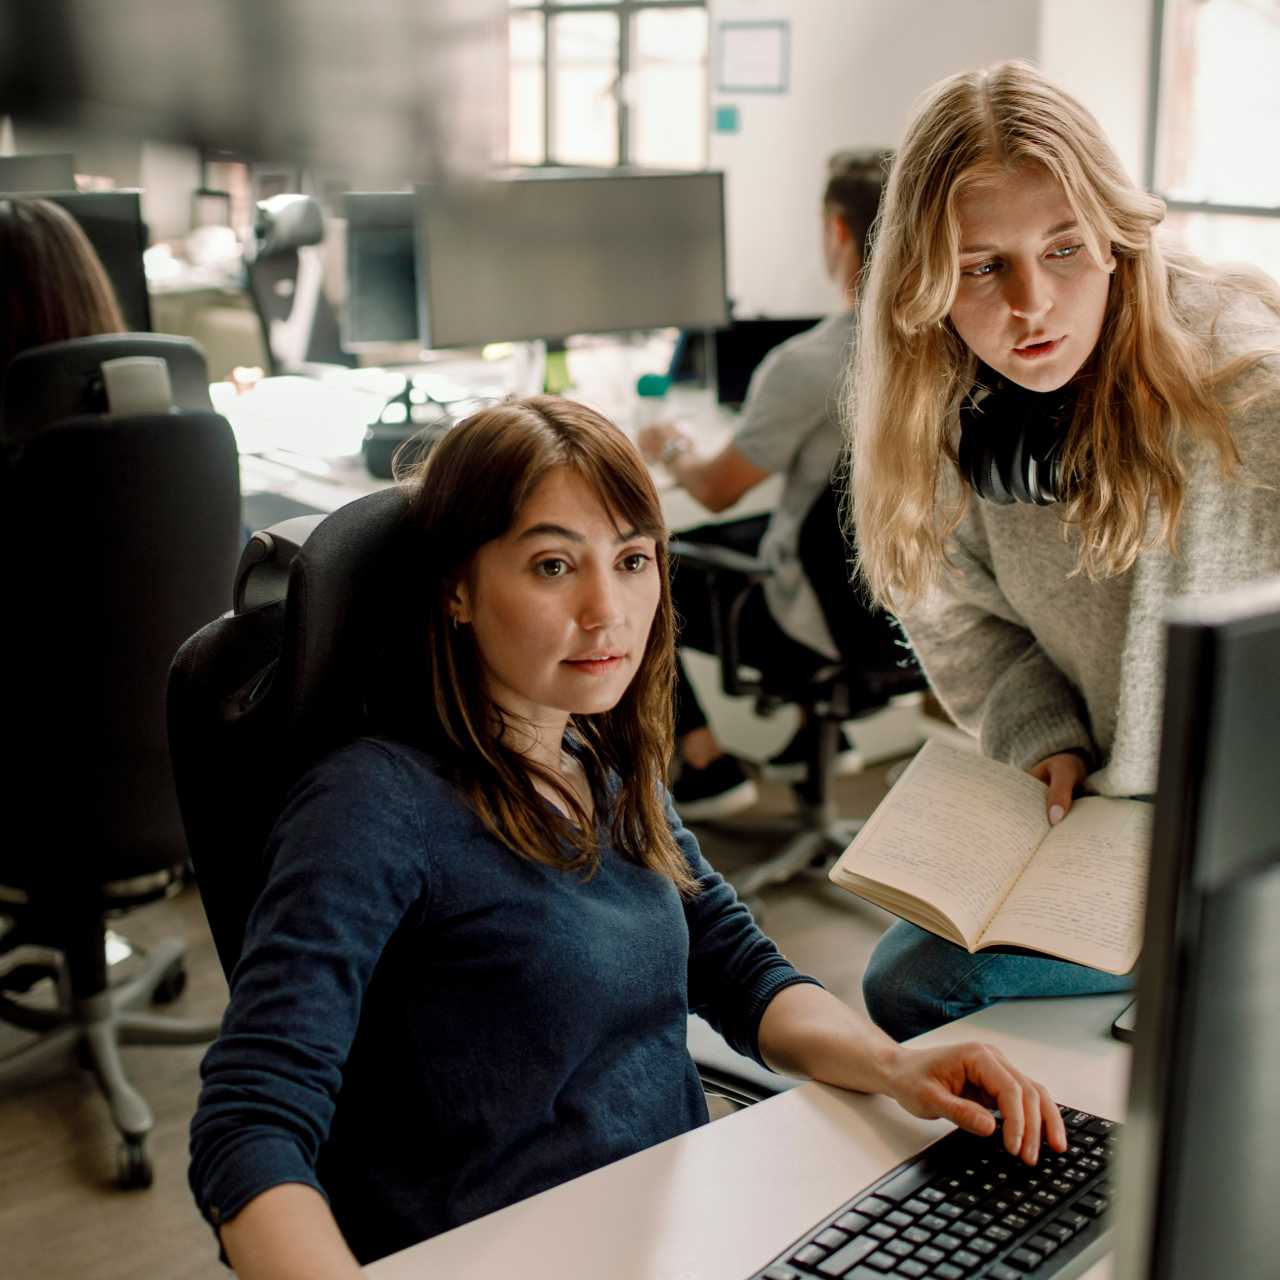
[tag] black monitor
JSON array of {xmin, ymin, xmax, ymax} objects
[
  {"xmin": 343, "ymin": 192, "xmax": 419, "ymax": 349},
  {"xmin": 712, "ymin": 316, "xmax": 824, "ymax": 407},
  {"xmin": 414, "ymin": 170, "xmax": 728, "ymax": 348},
  {"xmin": 0, "ymin": 153, "xmax": 76, "ymax": 192},
  {"xmin": 1117, "ymin": 573, "xmax": 1280, "ymax": 1277},
  {"xmin": 1, "ymin": 189, "xmax": 152, "ymax": 332}
]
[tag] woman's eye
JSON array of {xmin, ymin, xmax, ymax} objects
[
  {"xmin": 961, "ymin": 260, "xmax": 999, "ymax": 279},
  {"xmin": 619, "ymin": 553, "xmax": 651, "ymax": 573},
  {"xmin": 1048, "ymin": 243, "xmax": 1083, "ymax": 260},
  {"xmin": 534, "ymin": 558, "xmax": 569, "ymax": 578}
]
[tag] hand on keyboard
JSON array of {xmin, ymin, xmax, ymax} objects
[{"xmin": 882, "ymin": 1042, "xmax": 1067, "ymax": 1166}]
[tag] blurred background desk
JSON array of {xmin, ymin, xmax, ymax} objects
[{"xmin": 366, "ymin": 995, "xmax": 1130, "ymax": 1280}]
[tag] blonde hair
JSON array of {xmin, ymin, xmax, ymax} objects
[{"xmin": 850, "ymin": 59, "xmax": 1279, "ymax": 606}]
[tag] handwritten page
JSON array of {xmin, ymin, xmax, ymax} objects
[
  {"xmin": 831, "ymin": 740, "xmax": 1050, "ymax": 946},
  {"xmin": 982, "ymin": 797, "xmax": 1153, "ymax": 973}
]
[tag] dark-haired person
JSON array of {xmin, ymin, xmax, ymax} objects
[
  {"xmin": 850, "ymin": 61, "xmax": 1280, "ymax": 1041},
  {"xmin": 0, "ymin": 196, "xmax": 126, "ymax": 381},
  {"xmin": 638, "ymin": 150, "xmax": 889, "ymax": 820},
  {"xmin": 190, "ymin": 395, "xmax": 1066, "ymax": 1277}
]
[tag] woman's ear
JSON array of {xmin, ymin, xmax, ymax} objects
[{"xmin": 449, "ymin": 580, "xmax": 472, "ymax": 626}]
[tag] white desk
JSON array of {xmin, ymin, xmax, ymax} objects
[{"xmin": 366, "ymin": 995, "xmax": 1130, "ymax": 1279}]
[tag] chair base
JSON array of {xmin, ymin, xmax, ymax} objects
[
  {"xmin": 729, "ymin": 815, "xmax": 864, "ymax": 908},
  {"xmin": 0, "ymin": 935, "xmax": 220, "ymax": 1185}
]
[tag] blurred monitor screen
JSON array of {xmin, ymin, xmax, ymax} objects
[
  {"xmin": 0, "ymin": 153, "xmax": 76, "ymax": 192},
  {"xmin": 343, "ymin": 192, "xmax": 419, "ymax": 349},
  {"xmin": 713, "ymin": 317, "xmax": 823, "ymax": 408},
  {"xmin": 1118, "ymin": 574, "xmax": 1280, "ymax": 1278},
  {"xmin": 1, "ymin": 189, "xmax": 151, "ymax": 331},
  {"xmin": 415, "ymin": 171, "xmax": 728, "ymax": 348}
]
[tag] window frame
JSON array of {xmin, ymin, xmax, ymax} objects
[{"xmin": 510, "ymin": 0, "xmax": 708, "ymax": 169}]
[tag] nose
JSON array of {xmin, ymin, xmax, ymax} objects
[
  {"xmin": 578, "ymin": 566, "xmax": 624, "ymax": 631},
  {"xmin": 1007, "ymin": 262, "xmax": 1052, "ymax": 321}
]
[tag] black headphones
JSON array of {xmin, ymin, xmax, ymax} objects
[{"xmin": 958, "ymin": 365, "xmax": 1077, "ymax": 506}]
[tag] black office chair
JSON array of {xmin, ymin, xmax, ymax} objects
[
  {"xmin": 0, "ymin": 335, "xmax": 241, "ymax": 1188},
  {"xmin": 168, "ymin": 487, "xmax": 789, "ymax": 1115},
  {"xmin": 245, "ymin": 193, "xmax": 356, "ymax": 377},
  {"xmin": 670, "ymin": 480, "xmax": 925, "ymax": 904}
]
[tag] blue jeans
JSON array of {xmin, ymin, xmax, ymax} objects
[{"xmin": 863, "ymin": 921, "xmax": 1136, "ymax": 1042}]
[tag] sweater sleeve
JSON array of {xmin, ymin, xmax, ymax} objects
[
  {"xmin": 666, "ymin": 793, "xmax": 822, "ymax": 1066},
  {"xmin": 188, "ymin": 741, "xmax": 432, "ymax": 1239},
  {"xmin": 898, "ymin": 512, "xmax": 1096, "ymax": 773}
]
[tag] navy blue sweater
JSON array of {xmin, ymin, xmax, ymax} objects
[{"xmin": 189, "ymin": 738, "xmax": 817, "ymax": 1264}]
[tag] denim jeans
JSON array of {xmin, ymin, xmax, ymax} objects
[{"xmin": 862, "ymin": 920, "xmax": 1136, "ymax": 1042}]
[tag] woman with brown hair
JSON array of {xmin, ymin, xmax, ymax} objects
[
  {"xmin": 851, "ymin": 61, "xmax": 1280, "ymax": 1040},
  {"xmin": 0, "ymin": 196, "xmax": 126, "ymax": 379},
  {"xmin": 190, "ymin": 396, "xmax": 1065, "ymax": 1276}
]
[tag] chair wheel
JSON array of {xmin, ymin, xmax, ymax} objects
[
  {"xmin": 152, "ymin": 962, "xmax": 187, "ymax": 1004},
  {"xmin": 117, "ymin": 1136, "xmax": 154, "ymax": 1190}
]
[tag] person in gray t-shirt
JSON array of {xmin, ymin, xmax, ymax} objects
[{"xmin": 638, "ymin": 151, "xmax": 888, "ymax": 822}]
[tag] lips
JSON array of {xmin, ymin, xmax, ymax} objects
[
  {"xmin": 563, "ymin": 652, "xmax": 625, "ymax": 674},
  {"xmin": 1013, "ymin": 336, "xmax": 1064, "ymax": 360}
]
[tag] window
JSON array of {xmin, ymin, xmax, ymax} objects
[
  {"xmin": 507, "ymin": 1, "xmax": 709, "ymax": 169},
  {"xmin": 1150, "ymin": 0, "xmax": 1280, "ymax": 278}
]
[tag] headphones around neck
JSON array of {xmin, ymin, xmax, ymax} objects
[{"xmin": 957, "ymin": 366, "xmax": 1077, "ymax": 506}]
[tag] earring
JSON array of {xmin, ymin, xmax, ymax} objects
[{"xmin": 450, "ymin": 615, "xmax": 459, "ymax": 630}]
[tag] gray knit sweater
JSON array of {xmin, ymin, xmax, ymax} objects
[{"xmin": 898, "ymin": 275, "xmax": 1280, "ymax": 798}]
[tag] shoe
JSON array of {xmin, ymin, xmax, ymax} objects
[
  {"xmin": 763, "ymin": 723, "xmax": 863, "ymax": 784},
  {"xmin": 671, "ymin": 755, "xmax": 759, "ymax": 822}
]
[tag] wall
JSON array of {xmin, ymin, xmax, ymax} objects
[{"xmin": 709, "ymin": 0, "xmax": 1155, "ymax": 318}]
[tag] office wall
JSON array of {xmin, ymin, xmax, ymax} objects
[{"xmin": 709, "ymin": 0, "xmax": 1153, "ymax": 318}]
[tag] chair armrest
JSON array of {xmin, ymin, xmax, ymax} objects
[
  {"xmin": 687, "ymin": 1013, "xmax": 798, "ymax": 1109},
  {"xmin": 233, "ymin": 513, "xmax": 326, "ymax": 614}
]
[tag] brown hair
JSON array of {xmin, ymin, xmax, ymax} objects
[
  {"xmin": 389, "ymin": 395, "xmax": 695, "ymax": 894},
  {"xmin": 850, "ymin": 60, "xmax": 1277, "ymax": 605},
  {"xmin": 0, "ymin": 197, "xmax": 126, "ymax": 377},
  {"xmin": 823, "ymin": 149, "xmax": 892, "ymax": 270}
]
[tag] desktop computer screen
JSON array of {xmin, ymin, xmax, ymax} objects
[
  {"xmin": 342, "ymin": 191, "xmax": 419, "ymax": 349},
  {"xmin": 1117, "ymin": 573, "xmax": 1280, "ymax": 1278},
  {"xmin": 712, "ymin": 316, "xmax": 824, "ymax": 407},
  {"xmin": 2, "ymin": 189, "xmax": 152, "ymax": 332},
  {"xmin": 0, "ymin": 153, "xmax": 77, "ymax": 193},
  {"xmin": 414, "ymin": 170, "xmax": 728, "ymax": 349}
]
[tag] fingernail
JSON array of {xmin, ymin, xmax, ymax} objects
[{"xmin": 1048, "ymin": 804, "xmax": 1064, "ymax": 825}]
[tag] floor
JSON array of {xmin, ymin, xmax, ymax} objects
[{"xmin": 0, "ymin": 735, "xmax": 910, "ymax": 1280}]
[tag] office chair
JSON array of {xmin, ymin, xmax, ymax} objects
[
  {"xmin": 168, "ymin": 487, "xmax": 789, "ymax": 1117},
  {"xmin": 0, "ymin": 336, "xmax": 241, "ymax": 1188},
  {"xmin": 245, "ymin": 193, "xmax": 356, "ymax": 377},
  {"xmin": 670, "ymin": 480, "xmax": 925, "ymax": 905}
]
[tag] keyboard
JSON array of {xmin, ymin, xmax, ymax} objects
[{"xmin": 748, "ymin": 1105, "xmax": 1118, "ymax": 1280}]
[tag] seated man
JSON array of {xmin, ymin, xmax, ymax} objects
[{"xmin": 639, "ymin": 149, "xmax": 889, "ymax": 820}]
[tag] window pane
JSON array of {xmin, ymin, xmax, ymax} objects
[
  {"xmin": 628, "ymin": 7, "xmax": 708, "ymax": 170},
  {"xmin": 509, "ymin": 12, "xmax": 545, "ymax": 165},
  {"xmin": 1157, "ymin": 0, "xmax": 1280, "ymax": 207},
  {"xmin": 1164, "ymin": 210, "xmax": 1280, "ymax": 283},
  {"xmin": 551, "ymin": 13, "xmax": 619, "ymax": 166}
]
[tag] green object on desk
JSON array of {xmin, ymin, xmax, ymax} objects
[
  {"xmin": 636, "ymin": 373, "xmax": 671, "ymax": 399},
  {"xmin": 544, "ymin": 347, "xmax": 572, "ymax": 395}
]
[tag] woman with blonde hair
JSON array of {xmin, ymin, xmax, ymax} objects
[
  {"xmin": 190, "ymin": 396, "xmax": 1065, "ymax": 1275},
  {"xmin": 851, "ymin": 60, "xmax": 1280, "ymax": 1040},
  {"xmin": 0, "ymin": 196, "xmax": 126, "ymax": 379}
]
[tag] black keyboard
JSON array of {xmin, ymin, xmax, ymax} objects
[{"xmin": 748, "ymin": 1105, "xmax": 1118, "ymax": 1280}]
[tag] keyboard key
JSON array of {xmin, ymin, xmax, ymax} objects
[
  {"xmin": 902, "ymin": 1198, "xmax": 930, "ymax": 1216},
  {"xmin": 915, "ymin": 1245, "xmax": 946, "ymax": 1265},
  {"xmin": 884, "ymin": 1239, "xmax": 914, "ymax": 1258},
  {"xmin": 1085, "ymin": 1118, "xmax": 1117, "ymax": 1136},
  {"xmin": 1028, "ymin": 1233, "xmax": 1059, "ymax": 1256},
  {"xmin": 1056, "ymin": 1210, "xmax": 1089, "ymax": 1233},
  {"xmin": 877, "ymin": 1162, "xmax": 937, "ymax": 1203},
  {"xmin": 816, "ymin": 1235, "xmax": 879, "ymax": 1276},
  {"xmin": 816, "ymin": 1228, "xmax": 850, "ymax": 1250},
  {"xmin": 865, "ymin": 1251, "xmax": 898, "ymax": 1272},
  {"xmin": 856, "ymin": 1196, "xmax": 895, "ymax": 1219},
  {"xmin": 933, "ymin": 1231, "xmax": 963, "ymax": 1250},
  {"xmin": 934, "ymin": 1266, "xmax": 965, "ymax": 1280},
  {"xmin": 950, "ymin": 1248, "xmax": 982, "ymax": 1269},
  {"xmin": 919, "ymin": 1214, "xmax": 947, "ymax": 1232},
  {"xmin": 984, "ymin": 1224, "xmax": 1014, "ymax": 1243},
  {"xmin": 793, "ymin": 1243, "xmax": 827, "ymax": 1266},
  {"xmin": 1077, "ymin": 1193, "xmax": 1108, "ymax": 1217},
  {"xmin": 762, "ymin": 1268, "xmax": 800, "ymax": 1280},
  {"xmin": 901, "ymin": 1227, "xmax": 932, "ymax": 1245},
  {"xmin": 1061, "ymin": 1109, "xmax": 1093, "ymax": 1129},
  {"xmin": 987, "ymin": 1266, "xmax": 1024, "ymax": 1280},
  {"xmin": 1006, "ymin": 1247, "xmax": 1044, "ymax": 1271},
  {"xmin": 968, "ymin": 1237, "xmax": 998, "ymax": 1257},
  {"xmin": 1041, "ymin": 1221, "xmax": 1074, "ymax": 1244},
  {"xmin": 895, "ymin": 1262, "xmax": 929, "ymax": 1279},
  {"xmin": 886, "ymin": 1211, "xmax": 914, "ymax": 1229},
  {"xmin": 868, "ymin": 1222, "xmax": 896, "ymax": 1241},
  {"xmin": 920, "ymin": 1187, "xmax": 946, "ymax": 1204},
  {"xmin": 836, "ymin": 1212, "xmax": 873, "ymax": 1234},
  {"xmin": 936, "ymin": 1203, "xmax": 964, "ymax": 1220},
  {"xmin": 1001, "ymin": 1213, "xmax": 1029, "ymax": 1233},
  {"xmin": 962, "ymin": 1210, "xmax": 994, "ymax": 1226}
]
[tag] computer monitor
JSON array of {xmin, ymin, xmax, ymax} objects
[
  {"xmin": 343, "ymin": 192, "xmax": 419, "ymax": 349},
  {"xmin": 1, "ymin": 189, "xmax": 152, "ymax": 332},
  {"xmin": 0, "ymin": 153, "xmax": 77, "ymax": 193},
  {"xmin": 1116, "ymin": 572, "xmax": 1280, "ymax": 1278},
  {"xmin": 712, "ymin": 316, "xmax": 823, "ymax": 407},
  {"xmin": 414, "ymin": 170, "xmax": 728, "ymax": 349}
]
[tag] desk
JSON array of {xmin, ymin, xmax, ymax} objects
[{"xmin": 366, "ymin": 995, "xmax": 1130, "ymax": 1279}]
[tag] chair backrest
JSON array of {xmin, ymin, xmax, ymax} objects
[
  {"xmin": 1, "ymin": 334, "xmax": 214, "ymax": 440},
  {"xmin": 793, "ymin": 477, "xmax": 924, "ymax": 709},
  {"xmin": 245, "ymin": 193, "xmax": 354, "ymax": 375},
  {"xmin": 168, "ymin": 486, "xmax": 413, "ymax": 978},
  {"xmin": 3, "ymin": 400, "xmax": 241, "ymax": 887}
]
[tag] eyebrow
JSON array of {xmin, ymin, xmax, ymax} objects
[
  {"xmin": 514, "ymin": 521, "xmax": 644, "ymax": 545},
  {"xmin": 959, "ymin": 219, "xmax": 1079, "ymax": 254}
]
